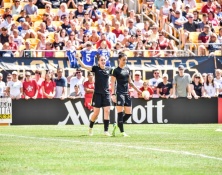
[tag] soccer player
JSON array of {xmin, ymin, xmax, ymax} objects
[
  {"xmin": 111, "ymin": 52, "xmax": 142, "ymax": 137},
  {"xmin": 80, "ymin": 42, "xmax": 98, "ymax": 66},
  {"xmin": 76, "ymin": 55, "xmax": 112, "ymax": 136}
]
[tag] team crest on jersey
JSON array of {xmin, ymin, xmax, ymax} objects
[
  {"xmin": 117, "ymin": 101, "xmax": 121, "ymax": 105},
  {"xmin": 92, "ymin": 102, "xmax": 95, "ymax": 106}
]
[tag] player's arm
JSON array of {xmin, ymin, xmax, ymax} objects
[
  {"xmin": 128, "ymin": 76, "xmax": 142, "ymax": 94},
  {"xmin": 76, "ymin": 55, "xmax": 92, "ymax": 72}
]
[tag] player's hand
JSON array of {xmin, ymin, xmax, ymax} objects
[{"xmin": 111, "ymin": 94, "xmax": 116, "ymax": 103}]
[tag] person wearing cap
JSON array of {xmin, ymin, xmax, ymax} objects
[
  {"xmin": 182, "ymin": 13, "xmax": 200, "ymax": 47},
  {"xmin": 157, "ymin": 73, "xmax": 172, "ymax": 98},
  {"xmin": 24, "ymin": 0, "xmax": 38, "ymax": 15},
  {"xmin": 130, "ymin": 71, "xmax": 144, "ymax": 98},
  {"xmin": 23, "ymin": 71, "xmax": 38, "ymax": 99},
  {"xmin": 0, "ymin": 27, "xmax": 9, "ymax": 45},
  {"xmin": 0, "ymin": 73, "xmax": 6, "ymax": 97},
  {"xmin": 149, "ymin": 69, "xmax": 162, "ymax": 97},
  {"xmin": 69, "ymin": 68, "xmax": 85, "ymax": 97},
  {"xmin": 171, "ymin": 65, "xmax": 192, "ymax": 99},
  {"xmin": 16, "ymin": 10, "xmax": 26, "ymax": 23},
  {"xmin": 6, "ymin": 71, "xmax": 23, "ymax": 100},
  {"xmin": 201, "ymin": 0, "xmax": 216, "ymax": 14},
  {"xmin": 76, "ymin": 55, "xmax": 113, "ymax": 137},
  {"xmin": 74, "ymin": 2, "xmax": 86, "ymax": 19},
  {"xmin": 183, "ymin": 0, "xmax": 196, "ymax": 10},
  {"xmin": 197, "ymin": 25, "xmax": 210, "ymax": 56},
  {"xmin": 182, "ymin": 4, "xmax": 190, "ymax": 18},
  {"xmin": 190, "ymin": 72, "xmax": 204, "ymax": 99},
  {"xmin": 171, "ymin": 10, "xmax": 187, "ymax": 30}
]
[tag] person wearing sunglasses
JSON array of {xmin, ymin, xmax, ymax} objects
[{"xmin": 190, "ymin": 72, "xmax": 204, "ymax": 99}]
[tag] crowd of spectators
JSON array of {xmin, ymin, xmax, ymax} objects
[
  {"xmin": 1, "ymin": 0, "xmax": 222, "ymax": 57},
  {"xmin": 0, "ymin": 67, "xmax": 221, "ymax": 112}
]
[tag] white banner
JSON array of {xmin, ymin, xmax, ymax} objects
[{"xmin": 0, "ymin": 97, "xmax": 12, "ymax": 124}]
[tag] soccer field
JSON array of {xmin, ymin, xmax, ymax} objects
[{"xmin": 0, "ymin": 125, "xmax": 222, "ymax": 175}]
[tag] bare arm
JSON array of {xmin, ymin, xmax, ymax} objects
[
  {"xmin": 76, "ymin": 56, "xmax": 92, "ymax": 71},
  {"xmin": 111, "ymin": 76, "xmax": 116, "ymax": 95},
  {"xmin": 128, "ymin": 76, "xmax": 142, "ymax": 94}
]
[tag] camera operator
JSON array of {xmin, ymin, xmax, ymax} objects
[{"xmin": 89, "ymin": 4, "xmax": 101, "ymax": 22}]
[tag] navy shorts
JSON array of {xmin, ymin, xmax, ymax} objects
[
  {"xmin": 116, "ymin": 93, "xmax": 131, "ymax": 107},
  {"xmin": 92, "ymin": 93, "xmax": 111, "ymax": 108}
]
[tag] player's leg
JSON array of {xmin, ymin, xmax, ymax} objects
[
  {"xmin": 102, "ymin": 94, "xmax": 112, "ymax": 136},
  {"xmin": 89, "ymin": 107, "xmax": 100, "ymax": 136},
  {"xmin": 103, "ymin": 106, "xmax": 111, "ymax": 136},
  {"xmin": 89, "ymin": 93, "xmax": 101, "ymax": 136}
]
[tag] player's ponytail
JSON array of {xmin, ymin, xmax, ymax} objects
[{"xmin": 118, "ymin": 52, "xmax": 127, "ymax": 59}]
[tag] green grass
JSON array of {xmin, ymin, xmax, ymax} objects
[{"xmin": 0, "ymin": 125, "xmax": 222, "ymax": 175}]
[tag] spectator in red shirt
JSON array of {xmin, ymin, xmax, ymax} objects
[
  {"xmin": 198, "ymin": 25, "xmax": 210, "ymax": 56},
  {"xmin": 23, "ymin": 71, "xmax": 38, "ymax": 100},
  {"xmin": 201, "ymin": 0, "xmax": 216, "ymax": 14},
  {"xmin": 83, "ymin": 72, "xmax": 95, "ymax": 110},
  {"xmin": 33, "ymin": 70, "xmax": 44, "ymax": 98},
  {"xmin": 96, "ymin": 33, "xmax": 112, "ymax": 49},
  {"xmin": 41, "ymin": 72, "xmax": 56, "ymax": 99},
  {"xmin": 112, "ymin": 21, "xmax": 123, "ymax": 38},
  {"xmin": 139, "ymin": 81, "xmax": 154, "ymax": 100},
  {"xmin": 8, "ymin": 35, "xmax": 18, "ymax": 52}
]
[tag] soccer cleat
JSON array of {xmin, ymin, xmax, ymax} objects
[
  {"xmin": 104, "ymin": 131, "xmax": 112, "ymax": 137},
  {"xmin": 121, "ymin": 132, "xmax": 130, "ymax": 137},
  {"xmin": 112, "ymin": 123, "xmax": 117, "ymax": 137},
  {"xmin": 89, "ymin": 128, "xmax": 93, "ymax": 136}
]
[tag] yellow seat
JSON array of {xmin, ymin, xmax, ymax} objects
[
  {"xmin": 55, "ymin": 51, "xmax": 65, "ymax": 57},
  {"xmin": 47, "ymin": 32, "xmax": 55, "ymax": 40},
  {"xmin": 125, "ymin": 51, "xmax": 134, "ymax": 57},
  {"xmin": 189, "ymin": 32, "xmax": 200, "ymax": 44},
  {"xmin": 4, "ymin": 0, "xmax": 12, "ymax": 2},
  {"xmin": 29, "ymin": 15, "xmax": 42, "ymax": 22},
  {"xmin": 12, "ymin": 14, "xmax": 20, "ymax": 22},
  {"xmin": 37, "ymin": 9, "xmax": 46, "ymax": 16},
  {"xmin": 214, "ymin": 50, "xmax": 222, "ymax": 56},
  {"xmin": 33, "ymin": 20, "xmax": 42, "ymax": 30},
  {"xmin": 196, "ymin": 3, "xmax": 203, "ymax": 11},
  {"xmin": 26, "ymin": 38, "xmax": 40, "ymax": 48},
  {"xmin": 214, "ymin": 26, "xmax": 221, "ymax": 35},
  {"xmin": 3, "ymin": 2, "xmax": 12, "ymax": 9},
  {"xmin": 51, "ymin": 21, "xmax": 63, "ymax": 27}
]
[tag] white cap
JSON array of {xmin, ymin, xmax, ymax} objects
[
  {"xmin": 162, "ymin": 73, "xmax": 168, "ymax": 78},
  {"xmin": 135, "ymin": 71, "xmax": 141, "ymax": 76},
  {"xmin": 12, "ymin": 71, "xmax": 18, "ymax": 75}
]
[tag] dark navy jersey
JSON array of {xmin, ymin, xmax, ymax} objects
[
  {"xmin": 91, "ymin": 65, "xmax": 112, "ymax": 94},
  {"xmin": 112, "ymin": 66, "xmax": 131, "ymax": 94},
  {"xmin": 81, "ymin": 49, "xmax": 98, "ymax": 66},
  {"xmin": 97, "ymin": 49, "xmax": 111, "ymax": 67}
]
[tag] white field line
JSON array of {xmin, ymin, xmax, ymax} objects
[{"xmin": 1, "ymin": 134, "xmax": 222, "ymax": 161}]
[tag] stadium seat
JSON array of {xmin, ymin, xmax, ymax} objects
[
  {"xmin": 125, "ymin": 51, "xmax": 134, "ymax": 57},
  {"xmin": 214, "ymin": 26, "xmax": 221, "ymax": 35},
  {"xmin": 29, "ymin": 15, "xmax": 42, "ymax": 22},
  {"xmin": 47, "ymin": 32, "xmax": 55, "ymax": 40},
  {"xmin": 189, "ymin": 32, "xmax": 200, "ymax": 50},
  {"xmin": 0, "ymin": 9, "xmax": 4, "ymax": 15},
  {"xmin": 26, "ymin": 38, "xmax": 40, "ymax": 48},
  {"xmin": 3, "ymin": 3, "xmax": 12, "ymax": 9},
  {"xmin": 51, "ymin": 21, "xmax": 63, "ymax": 27},
  {"xmin": 214, "ymin": 50, "xmax": 222, "ymax": 56},
  {"xmin": 196, "ymin": 3, "xmax": 203, "ymax": 11},
  {"xmin": 55, "ymin": 51, "xmax": 65, "ymax": 57},
  {"xmin": 33, "ymin": 20, "xmax": 42, "ymax": 30}
]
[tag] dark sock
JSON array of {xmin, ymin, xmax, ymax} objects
[
  {"xmin": 89, "ymin": 120, "xmax": 95, "ymax": 128},
  {"xmin": 123, "ymin": 114, "xmax": 131, "ymax": 123},
  {"xmin": 117, "ymin": 112, "xmax": 124, "ymax": 132},
  {"xmin": 104, "ymin": 120, "xmax": 110, "ymax": 132}
]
